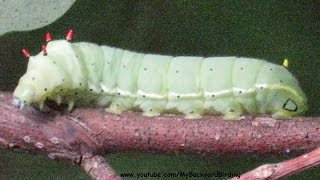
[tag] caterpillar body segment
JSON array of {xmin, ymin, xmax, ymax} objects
[{"xmin": 13, "ymin": 39, "xmax": 308, "ymax": 120}]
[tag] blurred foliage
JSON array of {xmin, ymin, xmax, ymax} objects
[
  {"xmin": 0, "ymin": 149, "xmax": 89, "ymax": 179},
  {"xmin": 0, "ymin": 0, "xmax": 75, "ymax": 36},
  {"xmin": 0, "ymin": 0, "xmax": 319, "ymax": 179},
  {"xmin": 1, "ymin": 150, "xmax": 320, "ymax": 180}
]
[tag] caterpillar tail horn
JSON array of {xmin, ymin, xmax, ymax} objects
[{"xmin": 283, "ymin": 58, "xmax": 289, "ymax": 68}]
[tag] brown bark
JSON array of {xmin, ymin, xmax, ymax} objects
[
  {"xmin": 81, "ymin": 154, "xmax": 121, "ymax": 180},
  {"xmin": 0, "ymin": 92, "xmax": 319, "ymax": 179}
]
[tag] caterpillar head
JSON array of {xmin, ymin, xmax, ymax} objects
[
  {"xmin": 13, "ymin": 83, "xmax": 35, "ymax": 109},
  {"xmin": 13, "ymin": 30, "xmax": 75, "ymax": 110},
  {"xmin": 13, "ymin": 53, "xmax": 59, "ymax": 109}
]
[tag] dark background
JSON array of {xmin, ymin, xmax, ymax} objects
[{"xmin": 0, "ymin": 0, "xmax": 319, "ymax": 179}]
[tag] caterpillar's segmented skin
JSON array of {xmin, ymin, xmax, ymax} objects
[{"xmin": 13, "ymin": 35, "xmax": 308, "ymax": 120}]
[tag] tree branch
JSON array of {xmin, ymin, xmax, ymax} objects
[
  {"xmin": 233, "ymin": 147, "xmax": 320, "ymax": 179},
  {"xmin": 0, "ymin": 92, "xmax": 319, "ymax": 179},
  {"xmin": 81, "ymin": 154, "xmax": 121, "ymax": 180}
]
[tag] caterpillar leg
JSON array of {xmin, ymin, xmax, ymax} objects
[
  {"xmin": 222, "ymin": 103, "xmax": 244, "ymax": 120},
  {"xmin": 96, "ymin": 95, "xmax": 113, "ymax": 106},
  {"xmin": 207, "ymin": 98, "xmax": 244, "ymax": 120},
  {"xmin": 106, "ymin": 103, "xmax": 125, "ymax": 114},
  {"xmin": 67, "ymin": 100, "xmax": 75, "ymax": 111},
  {"xmin": 106, "ymin": 97, "xmax": 134, "ymax": 114},
  {"xmin": 134, "ymin": 98, "xmax": 166, "ymax": 117},
  {"xmin": 185, "ymin": 111, "xmax": 202, "ymax": 119},
  {"xmin": 271, "ymin": 111, "xmax": 291, "ymax": 119},
  {"xmin": 32, "ymin": 100, "xmax": 49, "ymax": 112},
  {"xmin": 223, "ymin": 110, "xmax": 242, "ymax": 120},
  {"xmin": 142, "ymin": 106, "xmax": 161, "ymax": 117},
  {"xmin": 39, "ymin": 101, "xmax": 45, "ymax": 110},
  {"xmin": 142, "ymin": 109, "xmax": 161, "ymax": 117},
  {"xmin": 54, "ymin": 95, "xmax": 62, "ymax": 105},
  {"xmin": 167, "ymin": 99, "xmax": 203, "ymax": 119}
]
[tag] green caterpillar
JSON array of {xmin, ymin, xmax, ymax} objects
[{"xmin": 13, "ymin": 30, "xmax": 308, "ymax": 120}]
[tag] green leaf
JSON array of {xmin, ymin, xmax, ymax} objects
[{"xmin": 0, "ymin": 0, "xmax": 76, "ymax": 35}]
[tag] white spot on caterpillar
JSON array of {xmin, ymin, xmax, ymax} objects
[
  {"xmin": 204, "ymin": 85, "xmax": 271, "ymax": 98},
  {"xmin": 101, "ymin": 88, "xmax": 167, "ymax": 99},
  {"xmin": 35, "ymin": 142, "xmax": 44, "ymax": 149},
  {"xmin": 255, "ymin": 84, "xmax": 269, "ymax": 89},
  {"xmin": 116, "ymin": 89, "xmax": 134, "ymax": 96},
  {"xmin": 206, "ymin": 88, "xmax": 255, "ymax": 97},
  {"xmin": 206, "ymin": 89, "xmax": 231, "ymax": 96},
  {"xmin": 23, "ymin": 136, "xmax": 31, "ymax": 143},
  {"xmin": 137, "ymin": 90, "xmax": 165, "ymax": 99},
  {"xmin": 168, "ymin": 92, "xmax": 202, "ymax": 98},
  {"xmin": 233, "ymin": 87, "xmax": 254, "ymax": 93},
  {"xmin": 100, "ymin": 84, "xmax": 117, "ymax": 94}
]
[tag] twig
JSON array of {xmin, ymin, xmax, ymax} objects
[
  {"xmin": 81, "ymin": 154, "xmax": 121, "ymax": 180},
  {"xmin": 233, "ymin": 147, "xmax": 320, "ymax": 180}
]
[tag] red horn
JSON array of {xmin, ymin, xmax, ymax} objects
[
  {"xmin": 42, "ymin": 45, "xmax": 47, "ymax": 55},
  {"xmin": 66, "ymin": 29, "xmax": 74, "ymax": 41},
  {"xmin": 22, "ymin": 49, "xmax": 30, "ymax": 58},
  {"xmin": 45, "ymin": 32, "xmax": 52, "ymax": 42}
]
